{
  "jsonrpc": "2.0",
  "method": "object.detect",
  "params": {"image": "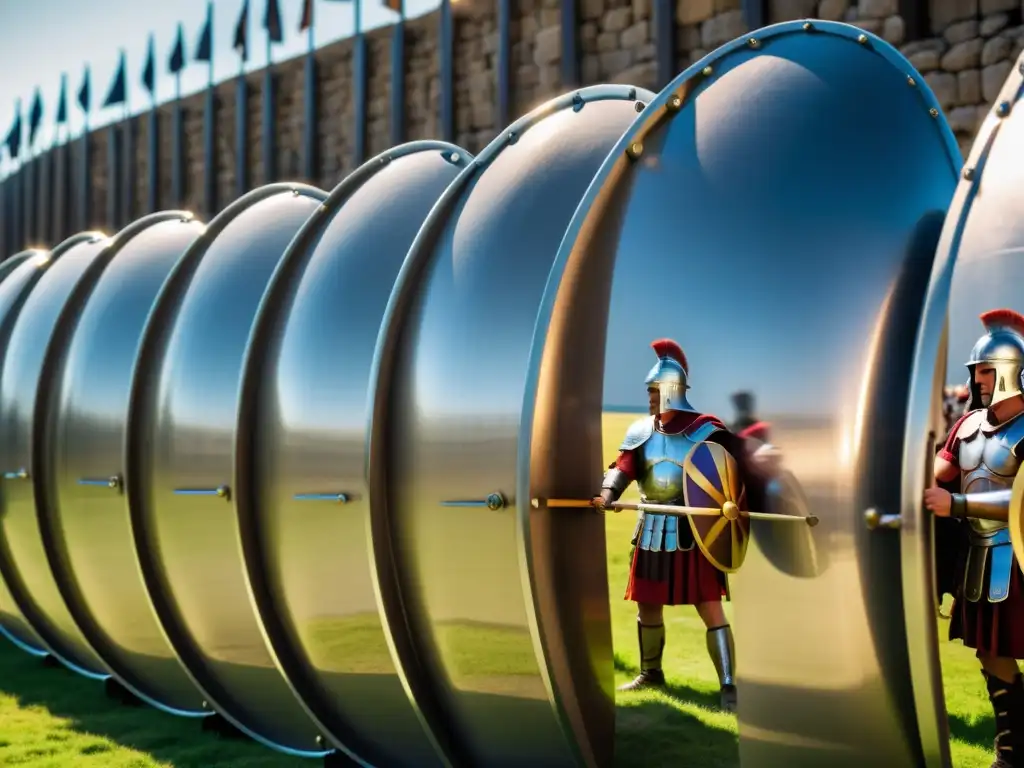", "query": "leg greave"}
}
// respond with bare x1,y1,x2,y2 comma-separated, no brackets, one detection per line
707,624,736,687
637,618,665,672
